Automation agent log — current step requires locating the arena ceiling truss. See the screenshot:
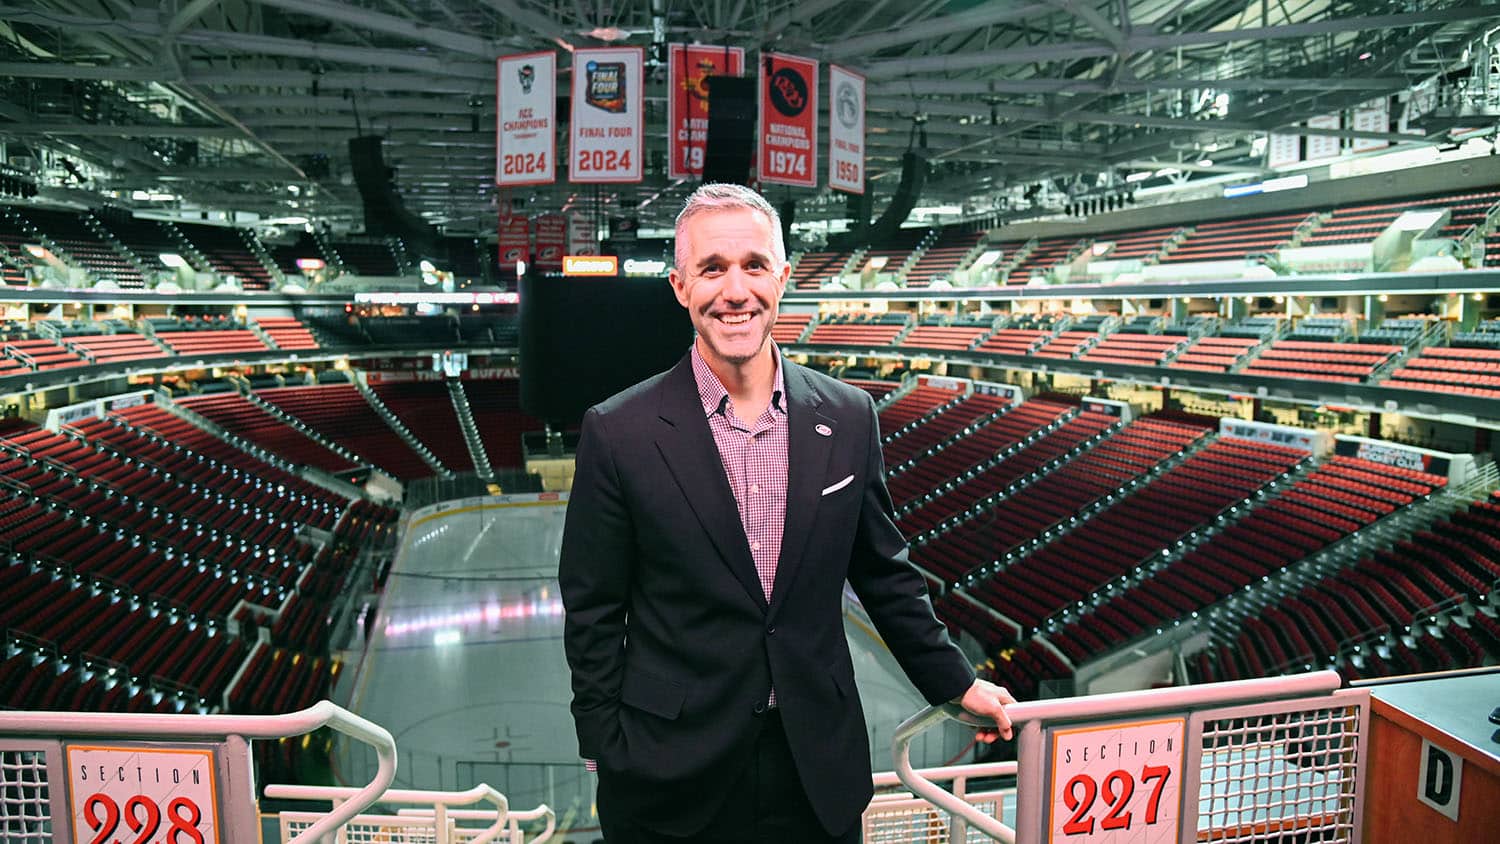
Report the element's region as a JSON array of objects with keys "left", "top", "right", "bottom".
[{"left": 0, "top": 0, "right": 1496, "bottom": 235}]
